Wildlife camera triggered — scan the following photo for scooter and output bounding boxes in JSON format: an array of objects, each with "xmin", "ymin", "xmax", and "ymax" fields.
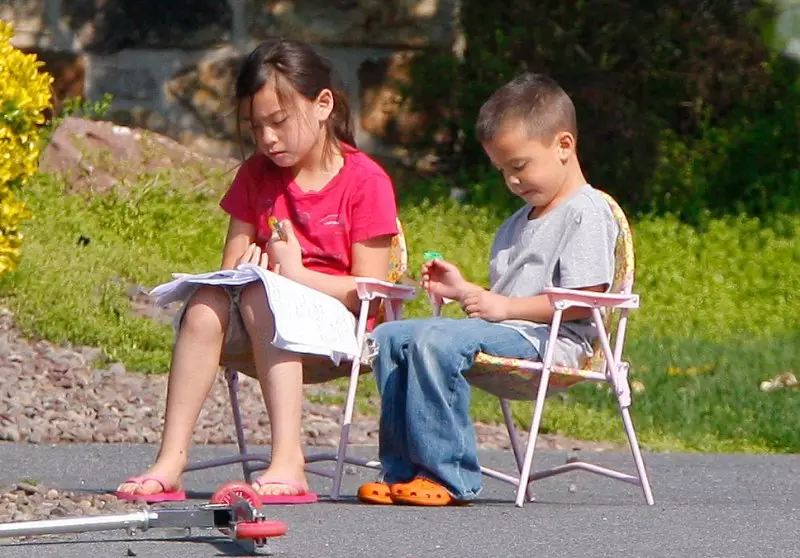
[{"xmin": 0, "ymin": 481, "xmax": 287, "ymax": 554}]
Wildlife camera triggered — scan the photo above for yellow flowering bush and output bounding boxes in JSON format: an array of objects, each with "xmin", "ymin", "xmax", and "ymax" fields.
[{"xmin": 0, "ymin": 21, "xmax": 52, "ymax": 275}]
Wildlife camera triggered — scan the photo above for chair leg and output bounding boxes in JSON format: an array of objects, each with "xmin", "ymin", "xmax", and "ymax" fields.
[
  {"xmin": 515, "ymin": 310, "xmax": 562, "ymax": 508},
  {"xmin": 330, "ymin": 356, "xmax": 361, "ymax": 500},
  {"xmin": 500, "ymin": 399, "xmax": 534, "ymax": 502},
  {"xmin": 619, "ymin": 405, "xmax": 654, "ymax": 505},
  {"xmin": 331, "ymin": 302, "xmax": 371, "ymax": 500},
  {"xmin": 592, "ymin": 309, "xmax": 653, "ymax": 505},
  {"xmin": 225, "ymin": 368, "xmax": 253, "ymax": 484},
  {"xmin": 514, "ymin": 373, "xmax": 551, "ymax": 507}
]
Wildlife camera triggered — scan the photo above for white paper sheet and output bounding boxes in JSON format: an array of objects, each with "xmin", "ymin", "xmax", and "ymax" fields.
[{"xmin": 148, "ymin": 264, "xmax": 359, "ymax": 364}]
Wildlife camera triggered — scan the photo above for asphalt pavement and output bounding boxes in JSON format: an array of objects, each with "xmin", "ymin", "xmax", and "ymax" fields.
[{"xmin": 0, "ymin": 443, "xmax": 797, "ymax": 557}]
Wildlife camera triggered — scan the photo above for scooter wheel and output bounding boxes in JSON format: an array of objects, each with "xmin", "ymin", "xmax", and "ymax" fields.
[
  {"xmin": 210, "ymin": 481, "xmax": 260, "ymax": 507},
  {"xmin": 235, "ymin": 520, "xmax": 288, "ymax": 539}
]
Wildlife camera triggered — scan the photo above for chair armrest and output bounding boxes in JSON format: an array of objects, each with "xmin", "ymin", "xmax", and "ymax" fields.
[
  {"xmin": 543, "ymin": 287, "xmax": 640, "ymax": 310},
  {"xmin": 430, "ymin": 295, "xmax": 457, "ymax": 316},
  {"xmin": 355, "ymin": 278, "xmax": 417, "ymax": 301}
]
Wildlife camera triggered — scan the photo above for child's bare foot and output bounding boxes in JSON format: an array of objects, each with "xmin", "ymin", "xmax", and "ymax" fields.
[
  {"xmin": 251, "ymin": 457, "xmax": 317, "ymax": 504},
  {"xmin": 116, "ymin": 460, "xmax": 185, "ymax": 501},
  {"xmin": 252, "ymin": 464, "xmax": 309, "ymax": 497}
]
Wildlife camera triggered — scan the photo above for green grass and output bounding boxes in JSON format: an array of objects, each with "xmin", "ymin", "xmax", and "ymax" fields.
[
  {"xmin": 1, "ymin": 170, "xmax": 798, "ymax": 453},
  {"xmin": 0, "ymin": 172, "xmax": 230, "ymax": 370}
]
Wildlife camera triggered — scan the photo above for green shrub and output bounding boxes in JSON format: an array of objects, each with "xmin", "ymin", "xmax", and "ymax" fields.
[
  {"xmin": 650, "ymin": 74, "xmax": 800, "ymax": 222},
  {"xmin": 403, "ymin": 1, "xmax": 800, "ymax": 218},
  {"xmin": 0, "ymin": 21, "xmax": 52, "ymax": 276}
]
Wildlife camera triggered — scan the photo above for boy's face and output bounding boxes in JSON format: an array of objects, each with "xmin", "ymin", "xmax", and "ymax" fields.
[{"xmin": 481, "ymin": 121, "xmax": 574, "ymax": 209}]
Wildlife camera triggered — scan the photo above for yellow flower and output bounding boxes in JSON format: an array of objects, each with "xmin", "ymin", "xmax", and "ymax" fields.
[
  {"xmin": 0, "ymin": 21, "xmax": 53, "ymax": 276},
  {"xmin": 666, "ymin": 364, "xmax": 714, "ymax": 377}
]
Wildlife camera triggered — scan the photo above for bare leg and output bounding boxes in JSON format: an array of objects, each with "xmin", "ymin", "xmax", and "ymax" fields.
[
  {"xmin": 238, "ymin": 282, "xmax": 308, "ymax": 497},
  {"xmin": 117, "ymin": 286, "xmax": 230, "ymax": 496}
]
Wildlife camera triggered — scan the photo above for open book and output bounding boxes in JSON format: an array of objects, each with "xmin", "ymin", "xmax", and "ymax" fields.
[{"xmin": 149, "ymin": 263, "xmax": 359, "ymax": 365}]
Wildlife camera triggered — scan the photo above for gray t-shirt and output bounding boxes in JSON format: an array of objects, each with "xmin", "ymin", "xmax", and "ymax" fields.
[{"xmin": 489, "ymin": 184, "xmax": 618, "ymax": 367}]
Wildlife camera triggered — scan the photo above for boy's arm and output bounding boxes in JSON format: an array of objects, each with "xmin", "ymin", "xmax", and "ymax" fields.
[
  {"xmin": 461, "ymin": 285, "xmax": 607, "ymax": 323},
  {"xmin": 455, "ymin": 280, "xmax": 487, "ymax": 298}
]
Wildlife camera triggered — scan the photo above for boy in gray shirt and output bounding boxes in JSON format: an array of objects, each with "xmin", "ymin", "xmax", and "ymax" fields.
[{"xmin": 358, "ymin": 73, "xmax": 618, "ymax": 506}]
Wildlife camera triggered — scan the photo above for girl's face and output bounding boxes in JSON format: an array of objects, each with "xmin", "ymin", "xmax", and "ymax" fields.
[{"xmin": 241, "ymin": 78, "xmax": 334, "ymax": 168}]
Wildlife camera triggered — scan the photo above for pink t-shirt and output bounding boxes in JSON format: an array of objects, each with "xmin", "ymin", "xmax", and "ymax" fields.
[{"xmin": 219, "ymin": 147, "xmax": 399, "ymax": 277}]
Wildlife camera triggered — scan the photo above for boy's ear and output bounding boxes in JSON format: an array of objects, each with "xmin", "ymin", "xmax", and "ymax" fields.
[
  {"xmin": 314, "ymin": 88, "xmax": 335, "ymax": 121},
  {"xmin": 555, "ymin": 131, "xmax": 576, "ymax": 161}
]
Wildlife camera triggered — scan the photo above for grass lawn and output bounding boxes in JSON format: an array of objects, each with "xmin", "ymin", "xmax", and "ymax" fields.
[{"xmin": 2, "ymin": 167, "xmax": 798, "ymax": 454}]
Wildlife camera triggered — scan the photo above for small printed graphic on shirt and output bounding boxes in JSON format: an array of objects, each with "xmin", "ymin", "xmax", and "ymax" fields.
[{"xmin": 320, "ymin": 213, "xmax": 342, "ymax": 226}]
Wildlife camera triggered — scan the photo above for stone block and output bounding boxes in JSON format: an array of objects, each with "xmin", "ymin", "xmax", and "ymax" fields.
[
  {"xmin": 61, "ymin": 0, "xmax": 232, "ymax": 52},
  {"xmin": 94, "ymin": 66, "xmax": 158, "ymax": 102},
  {"xmin": 358, "ymin": 52, "xmax": 427, "ymax": 145},
  {"xmin": 1, "ymin": 0, "xmax": 46, "ymax": 33},
  {"xmin": 19, "ymin": 48, "xmax": 86, "ymax": 117},
  {"xmin": 166, "ymin": 53, "xmax": 244, "ymax": 142},
  {"xmin": 246, "ymin": 0, "xmax": 457, "ymax": 49}
]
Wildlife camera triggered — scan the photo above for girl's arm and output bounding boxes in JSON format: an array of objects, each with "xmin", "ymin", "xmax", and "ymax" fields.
[
  {"xmin": 220, "ymin": 217, "xmax": 257, "ymax": 270},
  {"xmin": 285, "ymin": 235, "xmax": 393, "ymax": 313}
]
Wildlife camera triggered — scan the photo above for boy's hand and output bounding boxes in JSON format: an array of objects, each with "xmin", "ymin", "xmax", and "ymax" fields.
[
  {"xmin": 266, "ymin": 220, "xmax": 303, "ymax": 278},
  {"xmin": 236, "ymin": 243, "xmax": 269, "ymax": 269},
  {"xmin": 421, "ymin": 259, "xmax": 469, "ymax": 300},
  {"xmin": 461, "ymin": 290, "xmax": 511, "ymax": 322}
]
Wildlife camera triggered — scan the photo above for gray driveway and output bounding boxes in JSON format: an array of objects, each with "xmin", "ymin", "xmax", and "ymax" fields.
[{"xmin": 1, "ymin": 443, "xmax": 798, "ymax": 557}]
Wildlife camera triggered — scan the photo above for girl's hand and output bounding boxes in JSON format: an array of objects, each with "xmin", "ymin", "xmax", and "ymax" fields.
[
  {"xmin": 421, "ymin": 259, "xmax": 469, "ymax": 300},
  {"xmin": 235, "ymin": 243, "xmax": 269, "ymax": 269},
  {"xmin": 266, "ymin": 220, "xmax": 304, "ymax": 278},
  {"xmin": 461, "ymin": 290, "xmax": 511, "ymax": 322}
]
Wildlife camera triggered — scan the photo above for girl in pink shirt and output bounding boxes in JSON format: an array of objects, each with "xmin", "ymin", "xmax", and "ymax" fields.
[{"xmin": 116, "ymin": 39, "xmax": 399, "ymax": 504}]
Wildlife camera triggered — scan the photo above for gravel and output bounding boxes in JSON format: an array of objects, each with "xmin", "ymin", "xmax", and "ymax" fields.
[{"xmin": 0, "ymin": 482, "xmax": 141, "ymax": 526}]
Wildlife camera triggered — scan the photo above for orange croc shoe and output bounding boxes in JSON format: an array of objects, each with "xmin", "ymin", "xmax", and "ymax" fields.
[
  {"xmin": 357, "ymin": 482, "xmax": 393, "ymax": 505},
  {"xmin": 389, "ymin": 477, "xmax": 469, "ymax": 507}
]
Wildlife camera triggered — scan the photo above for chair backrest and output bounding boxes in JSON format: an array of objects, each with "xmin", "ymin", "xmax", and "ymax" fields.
[
  {"xmin": 584, "ymin": 191, "xmax": 635, "ymax": 371},
  {"xmin": 372, "ymin": 218, "xmax": 409, "ymax": 328},
  {"xmin": 598, "ymin": 191, "xmax": 635, "ymax": 296},
  {"xmin": 386, "ymin": 218, "xmax": 409, "ymax": 284}
]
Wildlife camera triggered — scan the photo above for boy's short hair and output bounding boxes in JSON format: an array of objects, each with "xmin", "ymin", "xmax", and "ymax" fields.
[{"xmin": 475, "ymin": 73, "xmax": 577, "ymax": 143}]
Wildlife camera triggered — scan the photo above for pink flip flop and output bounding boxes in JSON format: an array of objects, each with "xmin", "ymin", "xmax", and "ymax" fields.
[
  {"xmin": 114, "ymin": 475, "xmax": 187, "ymax": 503},
  {"xmin": 253, "ymin": 478, "xmax": 318, "ymax": 505}
]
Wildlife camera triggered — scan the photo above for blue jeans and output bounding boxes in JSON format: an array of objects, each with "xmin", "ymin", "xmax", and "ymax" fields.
[{"xmin": 369, "ymin": 317, "xmax": 540, "ymax": 500}]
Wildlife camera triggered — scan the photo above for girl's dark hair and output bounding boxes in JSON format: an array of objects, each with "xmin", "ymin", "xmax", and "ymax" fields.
[{"xmin": 234, "ymin": 39, "xmax": 356, "ymax": 163}]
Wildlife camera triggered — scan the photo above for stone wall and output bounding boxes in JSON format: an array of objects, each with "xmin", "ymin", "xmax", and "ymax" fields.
[{"xmin": 4, "ymin": 0, "xmax": 458, "ymax": 158}]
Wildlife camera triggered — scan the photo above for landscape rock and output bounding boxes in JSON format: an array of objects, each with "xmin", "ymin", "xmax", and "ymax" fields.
[{"xmin": 39, "ymin": 117, "xmax": 239, "ymax": 194}]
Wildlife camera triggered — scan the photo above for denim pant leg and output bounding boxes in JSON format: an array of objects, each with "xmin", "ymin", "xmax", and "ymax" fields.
[
  {"xmin": 370, "ymin": 317, "xmax": 539, "ymax": 500},
  {"xmin": 370, "ymin": 318, "xmax": 432, "ymax": 485}
]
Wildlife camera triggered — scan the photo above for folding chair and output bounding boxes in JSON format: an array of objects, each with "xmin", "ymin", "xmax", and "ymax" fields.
[
  {"xmin": 184, "ymin": 220, "xmax": 416, "ymax": 499},
  {"xmin": 434, "ymin": 191, "xmax": 654, "ymax": 507}
]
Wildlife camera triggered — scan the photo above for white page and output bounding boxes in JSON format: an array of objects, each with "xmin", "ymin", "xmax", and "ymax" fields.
[
  {"xmin": 148, "ymin": 268, "xmax": 260, "ymax": 306},
  {"xmin": 148, "ymin": 264, "xmax": 358, "ymax": 364},
  {"xmin": 242, "ymin": 264, "xmax": 358, "ymax": 364}
]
